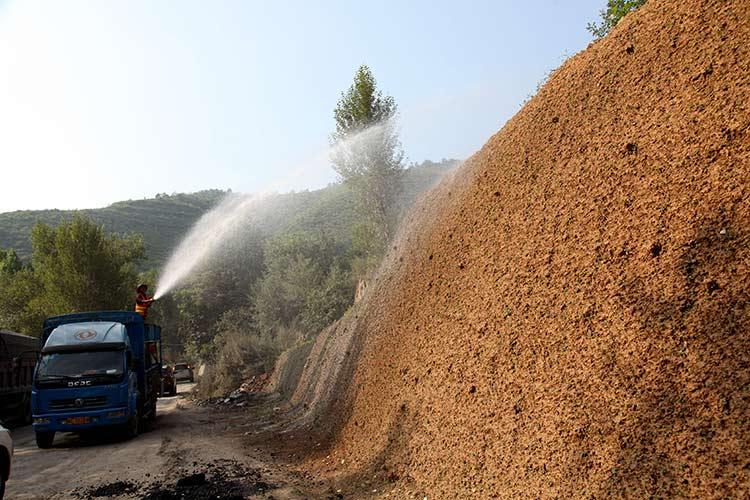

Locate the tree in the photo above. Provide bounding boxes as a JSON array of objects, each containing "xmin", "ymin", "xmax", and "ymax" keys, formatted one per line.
[
  {"xmin": 30, "ymin": 215, "xmax": 145, "ymax": 314},
  {"xmin": 0, "ymin": 216, "xmax": 144, "ymax": 335},
  {"xmin": 253, "ymin": 231, "xmax": 353, "ymax": 338},
  {"xmin": 587, "ymin": 0, "xmax": 646, "ymax": 39},
  {"xmin": 165, "ymin": 228, "xmax": 267, "ymax": 358},
  {"xmin": 330, "ymin": 65, "xmax": 404, "ymax": 263},
  {"xmin": 0, "ymin": 249, "xmax": 22, "ymax": 274},
  {"xmin": 0, "ymin": 265, "xmax": 44, "ymax": 335}
]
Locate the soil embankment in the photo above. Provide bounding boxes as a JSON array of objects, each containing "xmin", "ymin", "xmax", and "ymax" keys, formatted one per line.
[{"xmin": 268, "ymin": 0, "xmax": 750, "ymax": 497}]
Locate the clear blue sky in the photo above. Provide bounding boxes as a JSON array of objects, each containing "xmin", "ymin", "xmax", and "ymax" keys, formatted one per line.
[{"xmin": 0, "ymin": 0, "xmax": 601, "ymax": 212}]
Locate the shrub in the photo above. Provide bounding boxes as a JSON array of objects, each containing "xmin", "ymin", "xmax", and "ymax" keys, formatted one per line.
[{"xmin": 587, "ymin": 0, "xmax": 647, "ymax": 39}]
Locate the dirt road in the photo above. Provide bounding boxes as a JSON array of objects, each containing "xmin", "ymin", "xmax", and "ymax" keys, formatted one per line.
[{"xmin": 4, "ymin": 384, "xmax": 323, "ymax": 500}]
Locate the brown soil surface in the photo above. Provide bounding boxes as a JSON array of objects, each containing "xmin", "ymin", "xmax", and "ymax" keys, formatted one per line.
[
  {"xmin": 5, "ymin": 384, "xmax": 325, "ymax": 500},
  {"xmin": 268, "ymin": 0, "xmax": 750, "ymax": 497}
]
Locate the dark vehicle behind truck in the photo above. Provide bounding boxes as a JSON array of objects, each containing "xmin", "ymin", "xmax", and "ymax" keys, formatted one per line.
[
  {"xmin": 0, "ymin": 330, "xmax": 38, "ymax": 425},
  {"xmin": 31, "ymin": 311, "xmax": 162, "ymax": 448},
  {"xmin": 173, "ymin": 362, "xmax": 194, "ymax": 383},
  {"xmin": 160, "ymin": 365, "xmax": 176, "ymax": 396}
]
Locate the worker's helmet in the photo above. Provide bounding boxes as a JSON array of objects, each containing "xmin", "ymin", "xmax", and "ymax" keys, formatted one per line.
[{"xmin": 136, "ymin": 283, "xmax": 148, "ymax": 292}]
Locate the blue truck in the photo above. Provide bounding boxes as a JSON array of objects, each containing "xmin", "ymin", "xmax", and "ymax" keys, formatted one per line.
[{"xmin": 31, "ymin": 311, "xmax": 162, "ymax": 449}]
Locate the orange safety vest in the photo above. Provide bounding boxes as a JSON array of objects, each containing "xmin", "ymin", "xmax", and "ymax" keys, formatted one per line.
[
  {"xmin": 135, "ymin": 293, "xmax": 151, "ymax": 318},
  {"xmin": 135, "ymin": 302, "xmax": 149, "ymax": 317}
]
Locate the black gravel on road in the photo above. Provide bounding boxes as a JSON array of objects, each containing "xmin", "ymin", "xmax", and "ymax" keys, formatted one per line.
[
  {"xmin": 79, "ymin": 480, "xmax": 140, "ymax": 497},
  {"xmin": 76, "ymin": 460, "xmax": 273, "ymax": 500}
]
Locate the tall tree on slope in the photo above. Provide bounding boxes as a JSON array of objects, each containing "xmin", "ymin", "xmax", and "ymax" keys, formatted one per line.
[{"xmin": 330, "ymin": 65, "xmax": 404, "ymax": 269}]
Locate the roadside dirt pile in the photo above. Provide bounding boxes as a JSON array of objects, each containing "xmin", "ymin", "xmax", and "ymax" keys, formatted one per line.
[{"xmin": 268, "ymin": 0, "xmax": 750, "ymax": 497}]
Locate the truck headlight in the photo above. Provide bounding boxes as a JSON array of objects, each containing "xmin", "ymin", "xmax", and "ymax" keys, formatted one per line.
[{"xmin": 33, "ymin": 417, "xmax": 51, "ymax": 425}]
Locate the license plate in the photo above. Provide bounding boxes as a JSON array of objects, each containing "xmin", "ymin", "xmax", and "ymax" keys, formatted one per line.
[{"xmin": 66, "ymin": 416, "xmax": 90, "ymax": 425}]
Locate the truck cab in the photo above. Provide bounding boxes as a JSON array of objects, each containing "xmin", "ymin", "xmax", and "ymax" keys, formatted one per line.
[{"xmin": 31, "ymin": 311, "xmax": 162, "ymax": 449}]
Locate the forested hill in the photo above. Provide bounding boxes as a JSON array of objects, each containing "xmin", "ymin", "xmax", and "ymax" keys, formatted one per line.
[
  {"xmin": 0, "ymin": 189, "xmax": 225, "ymax": 268},
  {"xmin": 0, "ymin": 159, "xmax": 458, "ymax": 268}
]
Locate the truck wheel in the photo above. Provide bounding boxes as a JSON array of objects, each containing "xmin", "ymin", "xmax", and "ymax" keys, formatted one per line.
[
  {"xmin": 147, "ymin": 400, "xmax": 157, "ymax": 421},
  {"xmin": 23, "ymin": 398, "xmax": 33, "ymax": 426},
  {"xmin": 35, "ymin": 431, "xmax": 55, "ymax": 449},
  {"xmin": 125, "ymin": 410, "xmax": 139, "ymax": 439},
  {"xmin": 0, "ymin": 450, "xmax": 6, "ymax": 498}
]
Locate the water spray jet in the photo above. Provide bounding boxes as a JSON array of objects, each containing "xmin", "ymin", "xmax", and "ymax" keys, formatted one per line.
[
  {"xmin": 153, "ymin": 193, "xmax": 266, "ymax": 299},
  {"xmin": 153, "ymin": 122, "xmax": 391, "ymax": 299}
]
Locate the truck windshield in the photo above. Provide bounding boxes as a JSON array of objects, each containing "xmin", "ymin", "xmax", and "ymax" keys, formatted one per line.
[{"xmin": 37, "ymin": 350, "xmax": 125, "ymax": 379}]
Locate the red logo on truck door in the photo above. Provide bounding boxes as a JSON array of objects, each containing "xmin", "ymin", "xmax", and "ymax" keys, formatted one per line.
[{"xmin": 74, "ymin": 330, "xmax": 97, "ymax": 341}]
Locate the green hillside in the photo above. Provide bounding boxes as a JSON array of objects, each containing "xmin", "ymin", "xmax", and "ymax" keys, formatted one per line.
[
  {"xmin": 0, "ymin": 160, "xmax": 457, "ymax": 270},
  {"xmin": 0, "ymin": 189, "xmax": 225, "ymax": 268}
]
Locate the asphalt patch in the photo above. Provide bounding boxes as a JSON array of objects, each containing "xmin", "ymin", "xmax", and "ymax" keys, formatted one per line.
[
  {"xmin": 175, "ymin": 472, "xmax": 206, "ymax": 488},
  {"xmin": 75, "ymin": 480, "xmax": 139, "ymax": 497},
  {"xmin": 76, "ymin": 460, "xmax": 273, "ymax": 499},
  {"xmin": 142, "ymin": 461, "xmax": 272, "ymax": 500}
]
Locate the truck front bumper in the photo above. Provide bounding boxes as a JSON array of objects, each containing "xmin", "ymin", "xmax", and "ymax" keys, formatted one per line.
[{"xmin": 32, "ymin": 406, "xmax": 129, "ymax": 432}]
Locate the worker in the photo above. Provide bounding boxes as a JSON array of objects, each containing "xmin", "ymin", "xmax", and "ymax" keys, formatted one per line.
[{"xmin": 135, "ymin": 284, "xmax": 155, "ymax": 319}]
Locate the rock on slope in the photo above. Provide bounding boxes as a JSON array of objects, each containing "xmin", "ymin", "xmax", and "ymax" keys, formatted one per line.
[{"xmin": 270, "ymin": 0, "xmax": 750, "ymax": 497}]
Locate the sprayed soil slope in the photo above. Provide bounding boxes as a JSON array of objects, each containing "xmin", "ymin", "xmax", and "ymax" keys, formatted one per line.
[{"xmin": 275, "ymin": 0, "xmax": 750, "ymax": 497}]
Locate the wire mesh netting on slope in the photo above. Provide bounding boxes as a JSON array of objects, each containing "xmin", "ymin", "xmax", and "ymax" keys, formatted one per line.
[{"xmin": 268, "ymin": 0, "xmax": 750, "ymax": 497}]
